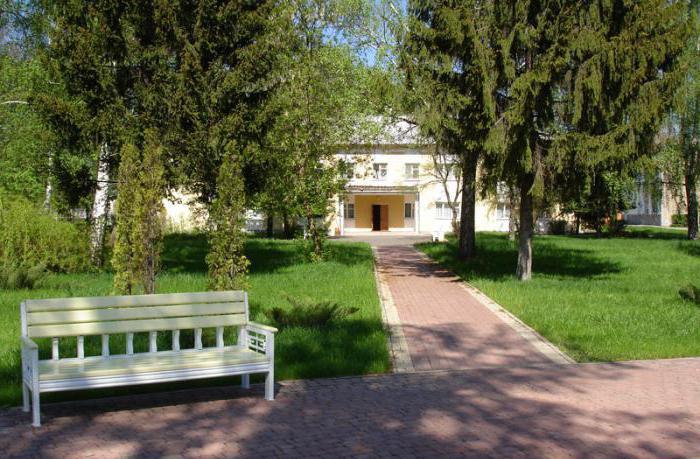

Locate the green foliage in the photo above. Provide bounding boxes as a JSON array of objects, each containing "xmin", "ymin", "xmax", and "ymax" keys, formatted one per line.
[
  {"xmin": 268, "ymin": 295, "xmax": 360, "ymax": 328},
  {"xmin": 0, "ymin": 263, "xmax": 46, "ymax": 290},
  {"xmin": 0, "ymin": 193, "xmax": 89, "ymax": 275},
  {"xmin": 255, "ymin": 4, "xmax": 376, "ymax": 260},
  {"xmin": 112, "ymin": 131, "xmax": 166, "ymax": 294},
  {"xmin": 207, "ymin": 150, "xmax": 250, "ymax": 291},
  {"xmin": 679, "ymin": 284, "xmax": 700, "ymax": 305},
  {"xmin": 558, "ymin": 170, "xmax": 636, "ymax": 236},
  {"xmin": 673, "ymin": 214, "xmax": 689, "ymax": 227},
  {"xmin": 112, "ymin": 143, "xmax": 140, "ymax": 294},
  {"xmin": 548, "ymin": 220, "xmax": 568, "ymax": 235}
]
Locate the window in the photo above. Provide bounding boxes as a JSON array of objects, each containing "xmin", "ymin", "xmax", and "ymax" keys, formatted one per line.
[
  {"xmin": 373, "ymin": 163, "xmax": 388, "ymax": 180},
  {"xmin": 496, "ymin": 202, "xmax": 510, "ymax": 219},
  {"xmin": 435, "ymin": 202, "xmax": 457, "ymax": 220},
  {"xmin": 405, "ymin": 163, "xmax": 420, "ymax": 179},
  {"xmin": 404, "ymin": 202, "xmax": 415, "ymax": 219},
  {"xmin": 344, "ymin": 203, "xmax": 355, "ymax": 219},
  {"xmin": 345, "ymin": 162, "xmax": 355, "ymax": 179}
]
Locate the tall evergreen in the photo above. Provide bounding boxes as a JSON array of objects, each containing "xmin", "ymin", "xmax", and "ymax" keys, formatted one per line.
[
  {"xmin": 403, "ymin": 0, "xmax": 494, "ymax": 259},
  {"xmin": 112, "ymin": 131, "xmax": 165, "ymax": 295},
  {"xmin": 490, "ymin": 0, "xmax": 689, "ymax": 280},
  {"xmin": 207, "ymin": 148, "xmax": 249, "ymax": 291}
]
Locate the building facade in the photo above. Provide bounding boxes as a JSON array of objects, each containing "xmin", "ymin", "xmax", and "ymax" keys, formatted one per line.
[{"xmin": 329, "ymin": 149, "xmax": 511, "ymax": 236}]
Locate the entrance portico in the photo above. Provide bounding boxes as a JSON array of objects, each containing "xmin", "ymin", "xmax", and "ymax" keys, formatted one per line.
[{"xmin": 337, "ymin": 185, "xmax": 420, "ymax": 235}]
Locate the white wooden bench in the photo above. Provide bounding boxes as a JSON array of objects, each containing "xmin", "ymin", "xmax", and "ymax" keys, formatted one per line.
[{"xmin": 20, "ymin": 290, "xmax": 277, "ymax": 427}]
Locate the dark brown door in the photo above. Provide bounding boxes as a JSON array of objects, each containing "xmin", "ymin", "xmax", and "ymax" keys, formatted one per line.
[
  {"xmin": 372, "ymin": 205, "xmax": 381, "ymax": 231},
  {"xmin": 380, "ymin": 205, "xmax": 389, "ymax": 231}
]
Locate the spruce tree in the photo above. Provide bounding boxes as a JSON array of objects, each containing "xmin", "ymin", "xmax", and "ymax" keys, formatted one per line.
[
  {"xmin": 403, "ymin": 0, "xmax": 494, "ymax": 259},
  {"xmin": 490, "ymin": 0, "xmax": 689, "ymax": 280},
  {"xmin": 207, "ymin": 147, "xmax": 249, "ymax": 291}
]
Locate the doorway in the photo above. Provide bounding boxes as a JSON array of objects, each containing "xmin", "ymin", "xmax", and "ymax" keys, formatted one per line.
[{"xmin": 372, "ymin": 204, "xmax": 389, "ymax": 231}]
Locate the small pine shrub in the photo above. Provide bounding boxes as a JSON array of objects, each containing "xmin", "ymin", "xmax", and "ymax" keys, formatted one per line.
[
  {"xmin": 267, "ymin": 295, "xmax": 359, "ymax": 328},
  {"xmin": 679, "ymin": 284, "xmax": 700, "ymax": 305}
]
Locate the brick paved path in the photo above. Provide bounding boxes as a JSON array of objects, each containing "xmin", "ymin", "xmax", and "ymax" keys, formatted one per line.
[
  {"xmin": 2, "ymin": 358, "xmax": 699, "ymax": 458},
  {"xmin": 375, "ymin": 245, "xmax": 556, "ymax": 370}
]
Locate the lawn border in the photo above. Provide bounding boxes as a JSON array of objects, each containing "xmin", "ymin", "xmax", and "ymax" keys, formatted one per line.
[
  {"xmin": 372, "ymin": 247, "xmax": 415, "ymax": 373},
  {"xmin": 413, "ymin": 249, "xmax": 575, "ymax": 365}
]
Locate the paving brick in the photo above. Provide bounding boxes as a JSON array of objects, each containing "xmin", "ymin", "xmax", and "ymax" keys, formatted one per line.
[
  {"xmin": 2, "ymin": 359, "xmax": 699, "ymax": 458},
  {"xmin": 375, "ymin": 245, "xmax": 553, "ymax": 370}
]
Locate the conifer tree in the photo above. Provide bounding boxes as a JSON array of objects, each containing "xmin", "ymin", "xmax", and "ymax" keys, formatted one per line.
[
  {"xmin": 490, "ymin": 0, "xmax": 690, "ymax": 280},
  {"xmin": 133, "ymin": 130, "xmax": 165, "ymax": 294},
  {"xmin": 112, "ymin": 142, "xmax": 140, "ymax": 295},
  {"xmin": 112, "ymin": 130, "xmax": 165, "ymax": 295},
  {"xmin": 207, "ymin": 146, "xmax": 249, "ymax": 291},
  {"xmin": 403, "ymin": 0, "xmax": 494, "ymax": 259}
]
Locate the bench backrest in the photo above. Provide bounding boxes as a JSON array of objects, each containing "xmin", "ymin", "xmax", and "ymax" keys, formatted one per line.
[{"xmin": 22, "ymin": 291, "xmax": 248, "ymax": 338}]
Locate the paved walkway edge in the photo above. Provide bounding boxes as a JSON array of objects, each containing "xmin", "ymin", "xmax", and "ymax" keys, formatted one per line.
[
  {"xmin": 414, "ymin": 250, "xmax": 575, "ymax": 365},
  {"xmin": 372, "ymin": 248, "xmax": 415, "ymax": 373}
]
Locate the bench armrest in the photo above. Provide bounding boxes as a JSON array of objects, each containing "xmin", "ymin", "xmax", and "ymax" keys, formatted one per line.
[
  {"xmin": 240, "ymin": 323, "xmax": 276, "ymax": 358},
  {"xmin": 246, "ymin": 322, "xmax": 278, "ymax": 334},
  {"xmin": 21, "ymin": 336, "xmax": 38, "ymax": 351}
]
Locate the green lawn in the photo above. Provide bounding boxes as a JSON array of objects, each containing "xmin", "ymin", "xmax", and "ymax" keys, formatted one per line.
[
  {"xmin": 418, "ymin": 227, "xmax": 700, "ymax": 362},
  {"xmin": 0, "ymin": 235, "xmax": 389, "ymax": 407}
]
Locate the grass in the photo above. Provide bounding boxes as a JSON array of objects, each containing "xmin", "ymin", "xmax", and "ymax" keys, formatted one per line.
[
  {"xmin": 0, "ymin": 235, "xmax": 389, "ymax": 407},
  {"xmin": 417, "ymin": 227, "xmax": 700, "ymax": 363}
]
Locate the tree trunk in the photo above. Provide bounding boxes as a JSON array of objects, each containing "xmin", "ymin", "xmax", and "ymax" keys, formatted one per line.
[
  {"xmin": 266, "ymin": 214, "xmax": 274, "ymax": 238},
  {"xmin": 516, "ymin": 173, "xmax": 534, "ymax": 281},
  {"xmin": 508, "ymin": 186, "xmax": 518, "ymax": 241},
  {"xmin": 44, "ymin": 151, "xmax": 53, "ymax": 212},
  {"xmin": 458, "ymin": 154, "xmax": 478, "ymax": 259},
  {"xmin": 686, "ymin": 173, "xmax": 698, "ymax": 240},
  {"xmin": 89, "ymin": 143, "xmax": 111, "ymax": 267},
  {"xmin": 283, "ymin": 214, "xmax": 295, "ymax": 239}
]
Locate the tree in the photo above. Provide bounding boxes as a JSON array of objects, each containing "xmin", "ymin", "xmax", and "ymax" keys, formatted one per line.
[
  {"xmin": 207, "ymin": 148, "xmax": 249, "ymax": 291},
  {"xmin": 426, "ymin": 143, "xmax": 462, "ymax": 234},
  {"xmin": 112, "ymin": 130, "xmax": 165, "ymax": 295},
  {"xmin": 676, "ymin": 0, "xmax": 699, "ymax": 239},
  {"xmin": 403, "ymin": 0, "xmax": 494, "ymax": 259},
  {"xmin": 112, "ymin": 143, "xmax": 139, "ymax": 295},
  {"xmin": 490, "ymin": 0, "xmax": 689, "ymax": 280},
  {"xmin": 256, "ymin": 0, "xmax": 376, "ymax": 260}
]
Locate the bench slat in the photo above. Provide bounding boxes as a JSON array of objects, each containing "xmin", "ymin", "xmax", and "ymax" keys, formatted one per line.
[
  {"xmin": 25, "ymin": 291, "xmax": 245, "ymax": 312},
  {"xmin": 38, "ymin": 348, "xmax": 268, "ymax": 380},
  {"xmin": 28, "ymin": 314, "xmax": 246, "ymax": 338},
  {"xmin": 26, "ymin": 302, "xmax": 245, "ymax": 325}
]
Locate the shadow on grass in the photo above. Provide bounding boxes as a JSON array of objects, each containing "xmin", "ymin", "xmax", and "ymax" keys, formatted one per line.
[
  {"xmin": 161, "ymin": 233, "xmax": 373, "ymax": 275},
  {"xmin": 416, "ymin": 234, "xmax": 621, "ymax": 281},
  {"xmin": 678, "ymin": 241, "xmax": 700, "ymax": 258}
]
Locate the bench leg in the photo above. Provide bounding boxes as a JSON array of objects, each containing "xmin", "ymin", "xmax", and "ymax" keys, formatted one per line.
[
  {"xmin": 241, "ymin": 374, "xmax": 250, "ymax": 389},
  {"xmin": 22, "ymin": 383, "xmax": 30, "ymax": 413},
  {"xmin": 31, "ymin": 389, "xmax": 40, "ymax": 427},
  {"xmin": 265, "ymin": 370, "xmax": 274, "ymax": 401}
]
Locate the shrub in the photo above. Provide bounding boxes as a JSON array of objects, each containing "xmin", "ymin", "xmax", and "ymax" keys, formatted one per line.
[
  {"xmin": 603, "ymin": 218, "xmax": 626, "ymax": 236},
  {"xmin": 267, "ymin": 295, "xmax": 359, "ymax": 328},
  {"xmin": 0, "ymin": 263, "xmax": 47, "ymax": 290},
  {"xmin": 0, "ymin": 193, "xmax": 90, "ymax": 274},
  {"xmin": 548, "ymin": 219, "xmax": 568, "ymax": 235},
  {"xmin": 672, "ymin": 214, "xmax": 688, "ymax": 227},
  {"xmin": 679, "ymin": 284, "xmax": 700, "ymax": 305}
]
